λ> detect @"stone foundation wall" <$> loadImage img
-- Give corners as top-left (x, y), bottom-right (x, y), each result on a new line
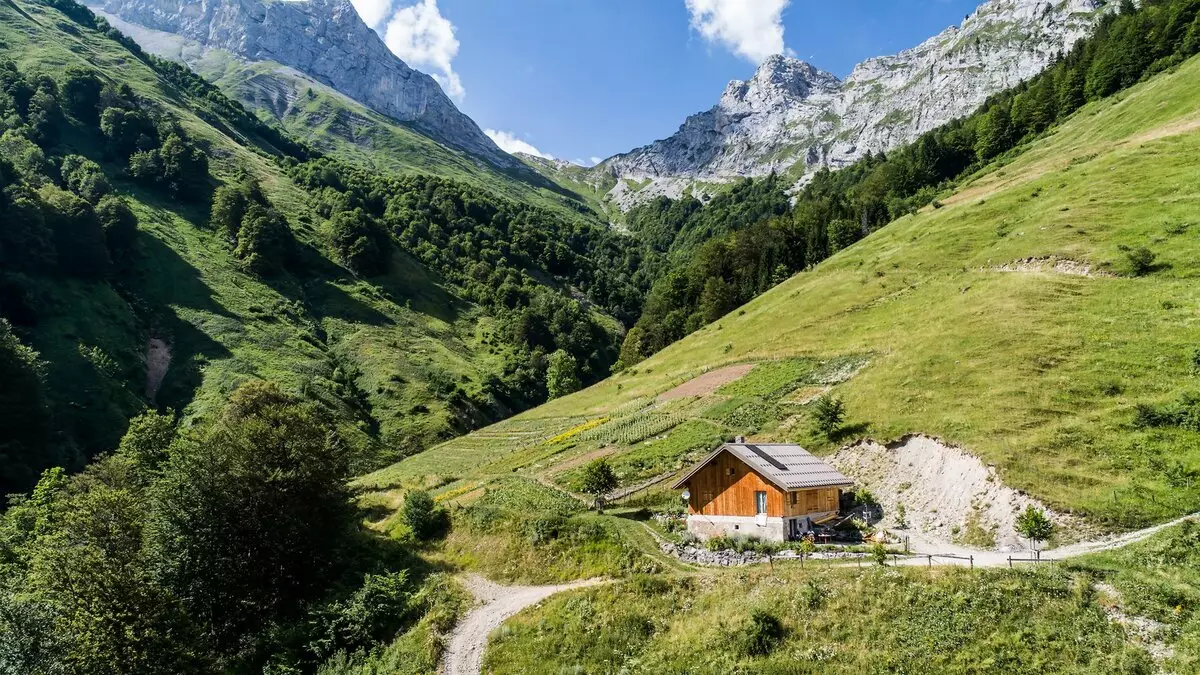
top-left (687, 514), bottom-right (785, 542)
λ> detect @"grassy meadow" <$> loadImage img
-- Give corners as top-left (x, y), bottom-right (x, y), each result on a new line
top-left (363, 52), bottom-right (1200, 529)
top-left (482, 521), bottom-right (1200, 674)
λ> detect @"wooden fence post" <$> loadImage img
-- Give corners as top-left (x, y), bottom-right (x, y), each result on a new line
top-left (927, 555), bottom-right (932, 569)
top-left (969, 555), bottom-right (974, 570)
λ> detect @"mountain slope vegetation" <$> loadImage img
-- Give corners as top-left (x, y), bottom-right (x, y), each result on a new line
top-left (618, 0), bottom-right (1200, 365)
top-left (0, 0), bottom-right (646, 498)
top-left (92, 9), bottom-right (606, 227)
top-left (364, 39), bottom-right (1200, 531)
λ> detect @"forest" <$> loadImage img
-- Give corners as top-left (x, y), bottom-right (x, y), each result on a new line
top-left (617, 0), bottom-right (1200, 366)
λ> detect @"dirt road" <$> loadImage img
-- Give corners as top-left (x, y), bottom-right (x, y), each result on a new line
top-left (442, 574), bottom-right (608, 675)
top-left (890, 511), bottom-right (1199, 568)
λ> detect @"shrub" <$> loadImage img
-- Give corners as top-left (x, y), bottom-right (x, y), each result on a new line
top-left (60, 154), bottom-right (111, 204)
top-left (871, 541), bottom-right (888, 566)
top-left (234, 204), bottom-right (293, 276)
top-left (811, 394), bottom-right (846, 439)
top-left (1126, 247), bottom-right (1156, 276)
top-left (329, 208), bottom-right (390, 276)
top-left (402, 489), bottom-right (448, 541)
top-left (304, 571), bottom-right (413, 662)
top-left (733, 609), bottom-right (785, 657)
top-left (95, 195), bottom-right (138, 256)
top-left (578, 459), bottom-right (618, 503)
top-left (705, 535), bottom-right (732, 552)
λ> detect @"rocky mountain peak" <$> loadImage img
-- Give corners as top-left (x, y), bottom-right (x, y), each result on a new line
top-left (89, 0), bottom-right (519, 168)
top-left (600, 0), bottom-right (1110, 210)
top-left (720, 55), bottom-right (842, 109)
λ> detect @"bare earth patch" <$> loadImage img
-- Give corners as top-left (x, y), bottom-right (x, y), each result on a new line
top-left (658, 363), bottom-right (755, 401)
top-left (145, 338), bottom-right (171, 402)
top-left (992, 256), bottom-right (1115, 278)
top-left (830, 435), bottom-right (1088, 552)
top-left (442, 574), bottom-right (608, 675)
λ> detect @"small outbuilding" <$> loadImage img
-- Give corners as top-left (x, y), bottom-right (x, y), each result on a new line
top-left (673, 441), bottom-right (853, 541)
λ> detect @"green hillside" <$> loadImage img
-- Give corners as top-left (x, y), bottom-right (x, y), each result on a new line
top-left (98, 16), bottom-right (605, 225)
top-left (0, 0), bottom-right (644, 496)
top-left (484, 521), bottom-right (1200, 672)
top-left (363, 50), bottom-right (1200, 530)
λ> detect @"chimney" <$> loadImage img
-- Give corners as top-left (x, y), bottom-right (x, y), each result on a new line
top-left (735, 436), bottom-right (745, 444)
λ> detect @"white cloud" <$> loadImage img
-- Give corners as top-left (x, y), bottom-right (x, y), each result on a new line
top-left (350, 0), bottom-right (391, 28)
top-left (382, 0), bottom-right (466, 100)
top-left (589, 156), bottom-right (604, 166)
top-left (685, 0), bottom-right (791, 63)
top-left (485, 129), bottom-right (554, 159)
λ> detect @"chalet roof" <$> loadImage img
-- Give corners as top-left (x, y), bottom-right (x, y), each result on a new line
top-left (672, 443), bottom-right (854, 492)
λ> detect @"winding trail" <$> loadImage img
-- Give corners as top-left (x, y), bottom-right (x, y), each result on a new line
top-left (442, 574), bottom-right (608, 675)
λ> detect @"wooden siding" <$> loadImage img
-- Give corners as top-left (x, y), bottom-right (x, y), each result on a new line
top-left (783, 486), bottom-right (840, 517)
top-left (684, 451), bottom-right (840, 518)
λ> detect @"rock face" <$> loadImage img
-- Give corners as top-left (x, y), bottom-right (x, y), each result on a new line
top-left (90, 0), bottom-right (518, 168)
top-left (602, 0), bottom-right (1107, 208)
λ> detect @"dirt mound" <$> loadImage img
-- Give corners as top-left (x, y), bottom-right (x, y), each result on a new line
top-left (830, 435), bottom-right (1080, 552)
top-left (658, 363), bottom-right (754, 401)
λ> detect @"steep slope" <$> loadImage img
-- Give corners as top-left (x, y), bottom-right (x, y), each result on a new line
top-left (0, 0), bottom-right (635, 496)
top-left (595, 0), bottom-right (1107, 209)
top-left (87, 2), bottom-right (599, 222)
top-left (87, 0), bottom-right (517, 168)
top-left (362, 51), bottom-right (1200, 531)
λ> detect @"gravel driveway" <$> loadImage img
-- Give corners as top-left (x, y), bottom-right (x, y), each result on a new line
top-left (441, 574), bottom-right (608, 675)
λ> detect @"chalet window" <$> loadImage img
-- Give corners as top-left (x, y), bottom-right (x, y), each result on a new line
top-left (755, 491), bottom-right (767, 515)
top-left (790, 492), bottom-right (797, 506)
top-left (727, 467), bottom-right (736, 476)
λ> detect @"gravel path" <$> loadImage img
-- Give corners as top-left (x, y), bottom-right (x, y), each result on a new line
top-left (442, 574), bottom-right (608, 675)
top-left (888, 511), bottom-right (1200, 568)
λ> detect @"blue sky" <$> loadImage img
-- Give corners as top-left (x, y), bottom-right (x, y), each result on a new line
top-left (352, 0), bottom-right (983, 165)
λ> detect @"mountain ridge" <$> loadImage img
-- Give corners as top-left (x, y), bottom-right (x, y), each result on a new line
top-left (88, 0), bottom-right (519, 168)
top-left (595, 0), bottom-right (1108, 210)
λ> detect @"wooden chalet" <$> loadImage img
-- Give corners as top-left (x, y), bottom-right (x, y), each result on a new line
top-left (672, 441), bottom-right (853, 541)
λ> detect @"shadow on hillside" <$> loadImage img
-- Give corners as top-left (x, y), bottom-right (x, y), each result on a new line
top-left (365, 250), bottom-right (467, 325)
top-left (830, 421), bottom-right (870, 444)
top-left (131, 222), bottom-right (238, 319)
top-left (126, 233), bottom-right (234, 411)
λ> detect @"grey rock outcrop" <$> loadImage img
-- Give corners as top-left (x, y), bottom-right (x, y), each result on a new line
top-left (91, 0), bottom-right (518, 168)
top-left (601, 0), bottom-right (1107, 209)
